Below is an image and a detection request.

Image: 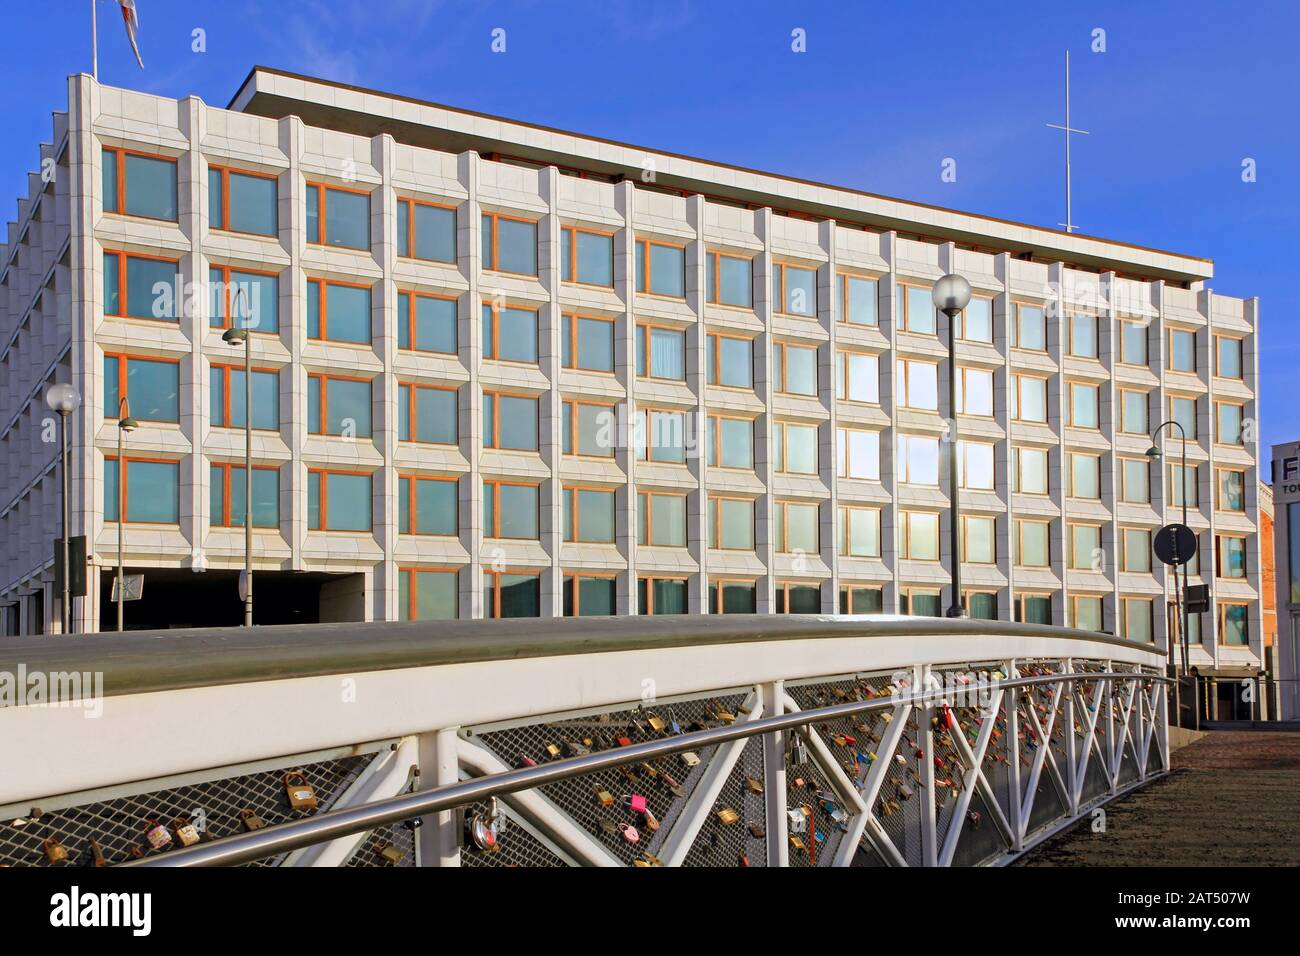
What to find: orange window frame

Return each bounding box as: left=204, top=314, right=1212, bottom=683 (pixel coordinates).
left=561, top=313, right=616, bottom=373
left=398, top=382, right=458, bottom=445
left=635, top=322, right=686, bottom=380
left=1066, top=381, right=1100, bottom=429
left=208, top=165, right=278, bottom=235
left=896, top=357, right=938, bottom=410
left=397, top=197, right=457, bottom=261
left=482, top=299, right=540, bottom=365
left=483, top=389, right=539, bottom=451
left=706, top=332, right=753, bottom=388
left=840, top=583, right=883, bottom=613
left=635, top=237, right=687, bottom=298
left=398, top=567, right=460, bottom=620
left=1012, top=373, right=1049, bottom=423
left=636, top=406, right=688, bottom=464
left=956, top=366, right=994, bottom=417
left=1117, top=319, right=1148, bottom=367
left=563, top=485, right=616, bottom=543
left=398, top=475, right=459, bottom=536
left=211, top=362, right=279, bottom=430
left=773, top=340, right=818, bottom=395
left=640, top=575, right=689, bottom=614
left=1120, top=527, right=1152, bottom=572
left=484, top=568, right=541, bottom=618
left=899, top=510, right=941, bottom=561
left=707, top=413, right=754, bottom=470
left=1015, top=519, right=1052, bottom=567
left=709, top=578, right=756, bottom=614
left=706, top=250, right=753, bottom=307
left=306, top=180, right=372, bottom=248
left=103, top=249, right=181, bottom=321
left=397, top=290, right=458, bottom=354
left=775, top=500, right=819, bottom=554
left=1215, top=534, right=1248, bottom=579
left=960, top=514, right=996, bottom=564
left=776, top=581, right=821, bottom=613
left=211, top=462, right=280, bottom=528
left=1067, top=452, right=1101, bottom=499
left=102, top=146, right=177, bottom=220
left=895, top=282, right=935, bottom=334
left=103, top=352, right=180, bottom=421
left=708, top=495, right=755, bottom=551
left=773, top=262, right=817, bottom=316
left=637, top=490, right=688, bottom=547
left=104, top=455, right=178, bottom=524
left=1070, top=594, right=1105, bottom=629
left=1166, top=327, right=1197, bottom=373
left=1214, top=335, right=1244, bottom=379
left=564, top=572, right=618, bottom=615
left=837, top=350, right=879, bottom=404
left=1014, top=446, right=1049, bottom=495
left=308, top=372, right=371, bottom=436
left=1218, top=602, right=1251, bottom=646
left=1014, top=591, right=1053, bottom=623
left=1068, top=523, right=1103, bottom=570
left=902, top=587, right=943, bottom=613
left=482, top=211, right=539, bottom=274
left=561, top=225, right=615, bottom=286
left=210, top=263, right=280, bottom=332
left=306, top=277, right=373, bottom=343
left=774, top=421, right=817, bottom=475
left=837, top=426, right=878, bottom=480
left=563, top=398, right=617, bottom=458
left=838, top=273, right=877, bottom=325
left=1012, top=302, right=1047, bottom=351
left=308, top=468, right=373, bottom=532
left=1119, top=458, right=1150, bottom=503
left=838, top=505, right=881, bottom=557
left=482, top=479, right=540, bottom=539
left=1214, top=401, right=1245, bottom=446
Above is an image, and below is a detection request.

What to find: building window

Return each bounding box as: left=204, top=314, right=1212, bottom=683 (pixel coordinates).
left=210, top=265, right=278, bottom=332
left=962, top=515, right=996, bottom=564
left=1215, top=336, right=1243, bottom=379
left=481, top=212, right=538, bottom=275
left=563, top=400, right=616, bottom=458
left=1171, top=464, right=1198, bottom=508
left=398, top=292, right=457, bottom=354
left=1216, top=469, right=1246, bottom=512
left=1121, top=528, right=1151, bottom=572
left=840, top=585, right=884, bottom=614
left=635, top=238, right=685, bottom=297
left=104, top=354, right=178, bottom=423
left=483, top=392, right=538, bottom=452
left=901, top=588, right=942, bottom=617
left=1167, top=328, right=1196, bottom=373
left=1121, top=458, right=1150, bottom=504
left=307, top=279, right=371, bottom=344
left=1219, top=603, right=1249, bottom=646
left=1170, top=396, right=1197, bottom=441
left=774, top=263, right=817, bottom=317
left=308, top=374, right=372, bottom=437
left=1016, top=520, right=1050, bottom=567
left=104, top=457, right=179, bottom=524
left=899, top=511, right=939, bottom=561
left=840, top=274, right=877, bottom=326
left=210, top=464, right=279, bottom=528
left=397, top=198, right=456, bottom=263
left=1069, top=452, right=1101, bottom=499
left=307, top=470, right=372, bottom=531
left=707, top=333, right=753, bottom=388
left=960, top=298, right=993, bottom=343
left=965, top=591, right=998, bottom=620
left=398, top=384, right=457, bottom=445
left=1012, top=303, right=1046, bottom=351
left=1067, top=382, right=1099, bottom=429
left=104, top=251, right=178, bottom=322
left=956, top=367, right=994, bottom=416
left=775, top=501, right=819, bottom=554
left=1071, top=595, right=1104, bottom=632
left=708, top=415, right=753, bottom=469
left=1069, top=524, right=1102, bottom=570
left=639, top=577, right=688, bottom=615
left=1013, top=446, right=1049, bottom=495
left=1216, top=535, right=1247, bottom=579
left=1068, top=313, right=1098, bottom=358
left=636, top=408, right=688, bottom=464
left=708, top=497, right=755, bottom=551
left=398, top=476, right=458, bottom=536
left=1120, top=320, right=1148, bottom=367
left=483, top=481, right=539, bottom=539
left=1120, top=390, right=1148, bottom=435
left=637, top=491, right=687, bottom=548
left=837, top=427, right=880, bottom=481
left=562, top=314, right=614, bottom=373
left=482, top=302, right=538, bottom=364
left=208, top=165, right=277, bottom=236
left=836, top=351, right=879, bottom=404
left=898, top=433, right=940, bottom=486
left=564, top=575, right=617, bottom=616
left=306, top=182, right=370, bottom=250
left=707, top=251, right=754, bottom=308
left=895, top=283, right=935, bottom=334
left=210, top=364, right=278, bottom=430
left=561, top=226, right=614, bottom=286
left=709, top=580, right=757, bottom=614
left=1216, top=402, right=1244, bottom=446
left=774, top=422, right=818, bottom=475
left=1184, top=534, right=1202, bottom=575
left=563, top=487, right=616, bottom=543
left=958, top=441, right=995, bottom=491
left=776, top=583, right=821, bottom=613
left=1012, top=374, right=1048, bottom=423
left=1123, top=598, right=1153, bottom=642
left=774, top=342, right=818, bottom=396
left=896, top=359, right=938, bottom=411
left=485, top=571, right=541, bottom=618
left=102, top=147, right=177, bottom=220
left=838, top=506, right=881, bottom=558
left=635, top=324, right=686, bottom=380
left=399, top=568, right=458, bottom=621
left=1015, top=594, right=1052, bottom=625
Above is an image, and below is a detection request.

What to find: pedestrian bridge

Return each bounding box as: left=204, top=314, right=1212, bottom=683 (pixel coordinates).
left=0, top=616, right=1169, bottom=867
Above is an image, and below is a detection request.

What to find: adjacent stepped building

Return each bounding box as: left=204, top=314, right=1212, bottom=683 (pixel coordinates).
left=0, top=69, right=1264, bottom=688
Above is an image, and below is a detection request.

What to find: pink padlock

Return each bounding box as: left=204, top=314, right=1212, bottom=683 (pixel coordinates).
left=619, top=822, right=639, bottom=843
left=626, top=793, right=648, bottom=815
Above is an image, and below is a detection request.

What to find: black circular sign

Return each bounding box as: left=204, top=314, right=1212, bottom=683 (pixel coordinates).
left=1153, top=523, right=1197, bottom=566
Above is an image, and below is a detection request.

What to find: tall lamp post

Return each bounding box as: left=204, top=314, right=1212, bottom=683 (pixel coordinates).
left=1146, top=420, right=1190, bottom=676
left=932, top=273, right=972, bottom=618
left=45, top=383, right=81, bottom=634
left=115, top=397, right=138, bottom=631
left=222, top=287, right=253, bottom=627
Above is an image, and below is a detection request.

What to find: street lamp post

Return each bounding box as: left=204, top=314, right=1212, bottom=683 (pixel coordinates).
left=116, top=398, right=138, bottom=631
left=1147, top=421, right=1190, bottom=677
left=222, top=288, right=253, bottom=627
left=932, top=273, right=972, bottom=618
left=45, top=383, right=81, bottom=634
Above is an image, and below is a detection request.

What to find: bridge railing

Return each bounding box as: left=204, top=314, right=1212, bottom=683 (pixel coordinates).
left=0, top=615, right=1169, bottom=867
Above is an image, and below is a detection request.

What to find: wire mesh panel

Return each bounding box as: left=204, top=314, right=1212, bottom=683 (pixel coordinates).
left=343, top=820, right=418, bottom=868
left=458, top=802, right=568, bottom=868
left=0, top=754, right=376, bottom=867
left=680, top=737, right=767, bottom=868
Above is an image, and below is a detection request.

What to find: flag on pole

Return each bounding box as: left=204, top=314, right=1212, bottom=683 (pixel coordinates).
left=117, top=0, right=144, bottom=69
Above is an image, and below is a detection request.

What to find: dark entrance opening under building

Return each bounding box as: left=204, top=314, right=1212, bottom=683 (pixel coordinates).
left=97, top=569, right=367, bottom=631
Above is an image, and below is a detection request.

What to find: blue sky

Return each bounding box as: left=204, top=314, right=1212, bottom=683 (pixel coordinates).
left=3, top=1, right=1297, bottom=446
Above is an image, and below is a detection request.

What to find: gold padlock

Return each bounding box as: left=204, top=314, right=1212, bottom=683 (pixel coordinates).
left=283, top=771, right=319, bottom=810
left=647, top=714, right=667, bottom=733
left=173, top=817, right=201, bottom=847
left=43, top=837, right=69, bottom=864
left=717, top=808, right=740, bottom=825
left=595, top=789, right=615, bottom=807
left=89, top=838, right=107, bottom=867
left=789, top=835, right=806, bottom=851
left=545, top=743, right=561, bottom=758
left=746, top=777, right=764, bottom=795
left=378, top=843, right=404, bottom=863
left=239, top=808, right=267, bottom=831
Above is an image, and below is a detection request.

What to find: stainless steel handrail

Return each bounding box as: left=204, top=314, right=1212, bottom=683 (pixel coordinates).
left=124, top=670, right=1167, bottom=867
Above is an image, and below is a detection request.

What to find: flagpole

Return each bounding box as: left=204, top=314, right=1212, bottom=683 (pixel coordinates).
left=92, top=0, right=98, bottom=80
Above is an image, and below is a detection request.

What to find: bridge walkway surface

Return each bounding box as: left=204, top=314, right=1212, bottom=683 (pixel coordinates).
left=1019, top=731, right=1300, bottom=866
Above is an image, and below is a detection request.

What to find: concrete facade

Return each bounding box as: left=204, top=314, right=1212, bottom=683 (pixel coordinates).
left=0, top=69, right=1264, bottom=681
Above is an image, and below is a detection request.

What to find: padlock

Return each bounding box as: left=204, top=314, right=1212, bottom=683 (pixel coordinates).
left=43, top=837, right=69, bottom=864
left=594, top=788, right=615, bottom=807
left=644, top=809, right=661, bottom=832
left=468, top=797, right=503, bottom=851
left=739, top=852, right=750, bottom=867
left=616, top=735, right=633, bottom=747
left=144, top=819, right=173, bottom=851
left=88, top=838, right=107, bottom=867
left=681, top=751, right=701, bottom=768
left=378, top=843, right=404, bottom=863
left=660, top=773, right=686, bottom=798
left=788, top=731, right=810, bottom=766
left=173, top=817, right=201, bottom=847
left=746, top=776, right=764, bottom=795
left=638, top=762, right=658, bottom=778
left=789, top=835, right=806, bottom=851
left=516, top=754, right=538, bottom=768
left=647, top=714, right=667, bottom=733
left=619, top=822, right=639, bottom=844
left=786, top=808, right=808, bottom=834
left=544, top=743, right=561, bottom=758
left=563, top=740, right=590, bottom=757
left=239, top=808, right=267, bottom=831
left=283, top=771, right=319, bottom=810
left=749, top=822, right=766, bottom=838
left=625, top=793, right=648, bottom=815
left=717, top=808, right=740, bottom=826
